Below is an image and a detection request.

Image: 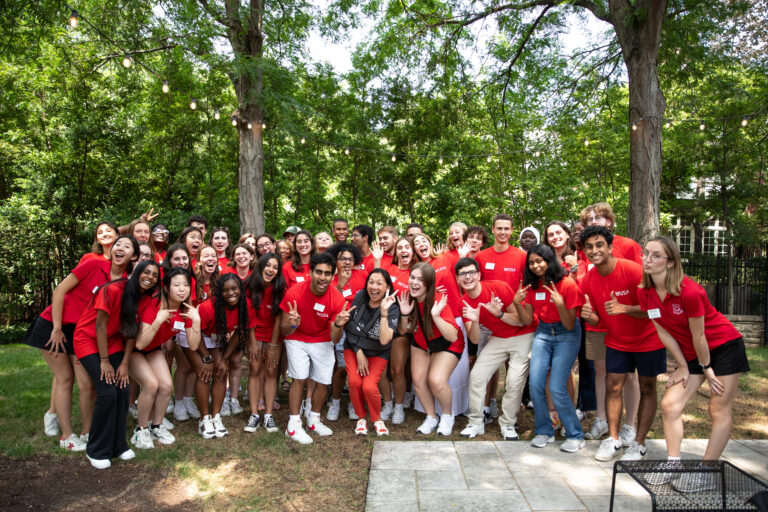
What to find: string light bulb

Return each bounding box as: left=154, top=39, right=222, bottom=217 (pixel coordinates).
left=741, top=118, right=748, bottom=127
left=190, top=98, right=197, bottom=110
left=247, top=122, right=252, bottom=129
left=486, top=156, right=492, bottom=163
left=438, top=157, right=443, bottom=165
left=391, top=155, right=396, bottom=162
left=584, top=139, right=590, bottom=147
left=699, top=121, right=705, bottom=131
left=300, top=137, right=306, bottom=144
left=631, top=122, right=637, bottom=131
left=344, top=148, right=350, bottom=155
left=664, top=121, right=671, bottom=129
left=214, top=109, right=220, bottom=120
left=122, top=54, right=132, bottom=68
left=261, top=122, right=266, bottom=129
left=68, top=10, right=79, bottom=28
left=231, top=116, right=238, bottom=127
left=534, top=151, right=540, bottom=157
left=161, top=80, right=169, bottom=93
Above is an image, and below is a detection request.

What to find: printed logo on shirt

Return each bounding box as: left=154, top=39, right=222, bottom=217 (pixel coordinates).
left=614, top=290, right=630, bottom=297
left=433, top=265, right=447, bottom=273
left=672, top=303, right=684, bottom=315
left=503, top=267, right=517, bottom=273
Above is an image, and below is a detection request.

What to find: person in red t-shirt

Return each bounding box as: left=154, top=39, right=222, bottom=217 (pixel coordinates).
left=639, top=238, right=748, bottom=482
left=580, top=226, right=665, bottom=463
left=194, top=246, right=220, bottom=305
left=210, top=227, right=233, bottom=269
left=254, top=233, right=277, bottom=258
left=135, top=267, right=200, bottom=447
left=475, top=214, right=528, bottom=287
left=23, top=235, right=137, bottom=453
left=179, top=226, right=204, bottom=268
left=315, top=231, right=333, bottom=254
left=332, top=218, right=349, bottom=243
left=445, top=222, right=468, bottom=258
left=283, top=229, right=315, bottom=288
left=375, top=225, right=398, bottom=268
left=456, top=257, right=532, bottom=442
left=78, top=221, right=119, bottom=264
left=150, top=223, right=170, bottom=264
left=512, top=245, right=586, bottom=453
left=397, top=262, right=465, bottom=436
left=351, top=224, right=376, bottom=273
left=244, top=252, right=286, bottom=434
left=280, top=252, right=348, bottom=444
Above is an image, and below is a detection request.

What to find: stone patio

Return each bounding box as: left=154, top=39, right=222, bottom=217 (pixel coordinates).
left=365, top=439, right=768, bottom=511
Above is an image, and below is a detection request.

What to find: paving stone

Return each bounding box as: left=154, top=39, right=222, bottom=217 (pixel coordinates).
left=417, top=469, right=467, bottom=491
left=581, top=494, right=652, bottom=512
left=418, top=489, right=529, bottom=512
left=564, top=474, right=617, bottom=496
left=459, top=453, right=517, bottom=489
left=454, top=440, right=498, bottom=455
left=365, top=501, right=419, bottom=512
left=516, top=476, right=585, bottom=510
left=366, top=469, right=417, bottom=502
left=497, top=442, right=606, bottom=477
left=370, top=441, right=460, bottom=470
left=733, top=439, right=768, bottom=458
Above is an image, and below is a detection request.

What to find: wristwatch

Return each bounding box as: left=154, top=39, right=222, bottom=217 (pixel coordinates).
left=699, top=361, right=712, bottom=370
left=202, top=355, right=213, bottom=364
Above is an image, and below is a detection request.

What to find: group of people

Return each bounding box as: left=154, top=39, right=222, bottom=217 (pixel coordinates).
left=23, top=203, right=749, bottom=491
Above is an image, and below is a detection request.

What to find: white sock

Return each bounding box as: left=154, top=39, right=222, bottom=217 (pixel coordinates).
left=384, top=400, right=392, bottom=408
left=668, top=456, right=681, bottom=461
left=483, top=406, right=490, bottom=414
left=289, top=414, right=300, bottom=424
left=310, top=411, right=320, bottom=422
left=183, top=396, right=194, bottom=403
left=331, top=398, right=340, bottom=406
left=264, top=413, right=272, bottom=420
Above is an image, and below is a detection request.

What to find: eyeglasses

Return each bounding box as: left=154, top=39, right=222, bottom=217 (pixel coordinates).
left=256, top=243, right=273, bottom=250
left=641, top=251, right=668, bottom=262
left=458, top=270, right=479, bottom=278
left=338, top=257, right=354, bottom=263
left=212, top=226, right=229, bottom=232
left=152, top=229, right=169, bottom=235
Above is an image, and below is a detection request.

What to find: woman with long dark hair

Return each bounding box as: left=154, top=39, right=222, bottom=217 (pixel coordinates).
left=282, top=229, right=315, bottom=288
left=210, top=227, right=233, bottom=269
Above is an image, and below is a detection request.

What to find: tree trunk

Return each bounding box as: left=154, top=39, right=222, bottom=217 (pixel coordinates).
left=238, top=124, right=265, bottom=235
left=610, top=0, right=667, bottom=243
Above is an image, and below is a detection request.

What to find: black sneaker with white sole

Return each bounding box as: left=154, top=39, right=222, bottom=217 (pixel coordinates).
left=244, top=414, right=260, bottom=433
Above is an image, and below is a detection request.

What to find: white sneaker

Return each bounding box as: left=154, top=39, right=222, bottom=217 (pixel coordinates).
left=584, top=417, right=609, bottom=440
left=392, top=403, right=405, bottom=424
left=198, top=415, right=216, bottom=439
left=118, top=448, right=136, bottom=461
left=150, top=424, right=176, bottom=445
left=229, top=398, right=243, bottom=415
left=501, top=425, right=519, bottom=441
left=161, top=417, right=174, bottom=431
left=402, top=391, right=414, bottom=409
left=130, top=427, right=154, bottom=450
left=355, top=419, right=368, bottom=435
left=212, top=413, right=229, bottom=437
left=166, top=398, right=175, bottom=415
left=183, top=397, right=201, bottom=419
left=173, top=401, right=189, bottom=422
left=263, top=415, right=278, bottom=433
left=380, top=401, right=394, bottom=421
left=44, top=412, right=60, bottom=437
left=374, top=420, right=389, bottom=436
left=128, top=402, right=138, bottom=419
left=620, top=441, right=647, bottom=461
left=416, top=415, right=439, bottom=434
left=460, top=422, right=485, bottom=439
left=80, top=433, right=89, bottom=444
left=87, top=454, right=111, bottom=469
left=594, top=437, right=623, bottom=461
left=644, top=460, right=681, bottom=486
left=220, top=398, right=231, bottom=417
left=530, top=434, right=555, bottom=448
left=672, top=472, right=718, bottom=493
left=560, top=438, right=586, bottom=453
left=437, top=415, right=454, bottom=436
left=576, top=408, right=586, bottom=421
left=59, top=433, right=86, bottom=452
left=348, top=402, right=359, bottom=420
left=285, top=421, right=313, bottom=444
left=489, top=398, right=499, bottom=418
left=307, top=416, right=333, bottom=436
left=244, top=414, right=260, bottom=433
left=327, top=400, right=341, bottom=421
left=619, top=424, right=636, bottom=447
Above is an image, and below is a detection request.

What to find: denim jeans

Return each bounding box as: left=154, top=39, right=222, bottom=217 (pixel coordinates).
left=529, top=320, right=584, bottom=440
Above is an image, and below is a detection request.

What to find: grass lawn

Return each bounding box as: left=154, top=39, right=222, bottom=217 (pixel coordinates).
left=0, top=343, right=766, bottom=511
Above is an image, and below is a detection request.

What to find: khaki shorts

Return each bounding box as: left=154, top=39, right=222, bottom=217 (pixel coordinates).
left=585, top=330, right=607, bottom=360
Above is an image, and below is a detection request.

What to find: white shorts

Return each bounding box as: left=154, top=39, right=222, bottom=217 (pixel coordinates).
left=177, top=331, right=217, bottom=350
left=285, top=339, right=335, bottom=385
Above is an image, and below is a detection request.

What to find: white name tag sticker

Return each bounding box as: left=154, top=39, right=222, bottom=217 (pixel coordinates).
left=588, top=263, right=595, bottom=271
left=391, top=277, right=397, bottom=283
left=485, top=262, right=495, bottom=270
left=647, top=308, right=661, bottom=319
left=535, top=292, right=546, bottom=301
left=313, top=303, right=325, bottom=312
left=218, top=265, right=222, bottom=271
left=92, top=286, right=99, bottom=294
left=296, top=276, right=305, bottom=282
left=173, top=321, right=185, bottom=331
left=342, top=289, right=352, bottom=297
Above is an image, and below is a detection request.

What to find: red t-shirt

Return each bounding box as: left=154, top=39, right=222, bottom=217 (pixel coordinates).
left=279, top=280, right=346, bottom=343
left=41, top=259, right=118, bottom=325
left=78, top=252, right=107, bottom=265
left=579, top=258, right=663, bottom=352
left=386, top=264, right=411, bottom=294
left=525, top=278, right=584, bottom=324
left=73, top=280, right=127, bottom=358
left=139, top=297, right=193, bottom=351
left=251, top=286, right=278, bottom=342
left=331, top=269, right=367, bottom=303
left=461, top=280, right=536, bottom=338
left=217, top=257, right=230, bottom=270
left=282, top=261, right=310, bottom=289
left=360, top=253, right=376, bottom=273
left=198, top=297, right=255, bottom=337
left=637, top=276, right=740, bottom=360
left=612, top=235, right=643, bottom=265
left=475, top=246, right=527, bottom=288
left=411, top=295, right=465, bottom=354
left=154, top=251, right=166, bottom=264
left=378, top=253, right=394, bottom=269
left=428, top=252, right=463, bottom=317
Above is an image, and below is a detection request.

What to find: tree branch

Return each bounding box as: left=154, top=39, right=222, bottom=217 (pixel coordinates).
left=572, top=0, right=612, bottom=23
left=197, top=0, right=230, bottom=29
left=401, top=0, right=555, bottom=30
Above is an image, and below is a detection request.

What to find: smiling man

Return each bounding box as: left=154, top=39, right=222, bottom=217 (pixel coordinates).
left=280, top=253, right=350, bottom=444
left=475, top=214, right=527, bottom=288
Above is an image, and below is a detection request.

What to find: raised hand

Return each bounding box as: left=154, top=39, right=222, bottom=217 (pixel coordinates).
left=480, top=292, right=503, bottom=317
left=541, top=282, right=564, bottom=307
left=381, top=289, right=397, bottom=314
left=337, top=268, right=352, bottom=289
left=513, top=281, right=531, bottom=305
left=287, top=300, right=301, bottom=327
left=155, top=308, right=177, bottom=325
left=462, top=300, right=480, bottom=322
left=335, top=302, right=356, bottom=326
left=458, top=241, right=472, bottom=259
left=434, top=242, right=446, bottom=255
left=563, top=254, right=578, bottom=267
left=581, top=294, right=594, bottom=320
left=431, top=293, right=448, bottom=317
left=604, top=291, right=626, bottom=315
left=371, top=240, right=384, bottom=261
left=397, top=290, right=414, bottom=315
left=141, top=207, right=159, bottom=223
left=179, top=302, right=200, bottom=324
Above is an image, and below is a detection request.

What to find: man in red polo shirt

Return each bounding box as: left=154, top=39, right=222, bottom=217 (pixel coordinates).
left=280, top=253, right=350, bottom=444
left=475, top=214, right=527, bottom=287
left=580, top=226, right=665, bottom=462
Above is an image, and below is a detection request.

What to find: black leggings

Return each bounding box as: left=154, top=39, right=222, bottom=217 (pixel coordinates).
left=79, top=352, right=130, bottom=460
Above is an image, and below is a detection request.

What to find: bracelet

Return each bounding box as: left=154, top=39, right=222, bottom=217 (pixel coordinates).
left=333, top=322, right=342, bottom=328
left=496, top=310, right=504, bottom=319
left=100, top=356, right=109, bottom=360
left=399, top=313, right=409, bottom=317
left=289, top=324, right=299, bottom=329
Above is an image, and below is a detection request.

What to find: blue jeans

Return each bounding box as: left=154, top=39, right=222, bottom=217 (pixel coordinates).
left=529, top=320, right=584, bottom=440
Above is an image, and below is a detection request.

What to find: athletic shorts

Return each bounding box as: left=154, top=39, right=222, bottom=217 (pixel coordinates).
left=606, top=346, right=666, bottom=377
left=335, top=332, right=346, bottom=369
left=23, top=317, right=76, bottom=355
left=177, top=330, right=217, bottom=350
left=686, top=337, right=750, bottom=376
left=585, top=330, right=607, bottom=360
left=285, top=339, right=335, bottom=385
left=410, top=335, right=462, bottom=360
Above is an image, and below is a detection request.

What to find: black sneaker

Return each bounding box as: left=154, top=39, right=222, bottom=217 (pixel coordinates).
left=263, top=415, right=278, bottom=433
left=483, top=411, right=492, bottom=425
left=243, top=414, right=260, bottom=433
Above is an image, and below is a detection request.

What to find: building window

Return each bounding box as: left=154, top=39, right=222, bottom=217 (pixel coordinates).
left=703, top=230, right=716, bottom=255
left=678, top=228, right=692, bottom=254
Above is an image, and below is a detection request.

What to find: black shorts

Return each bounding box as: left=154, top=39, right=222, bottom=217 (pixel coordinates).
left=22, top=316, right=76, bottom=355
left=410, top=335, right=462, bottom=360
left=137, top=346, right=162, bottom=355
left=686, top=337, right=750, bottom=376
left=606, top=346, right=666, bottom=377
left=467, top=341, right=479, bottom=357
